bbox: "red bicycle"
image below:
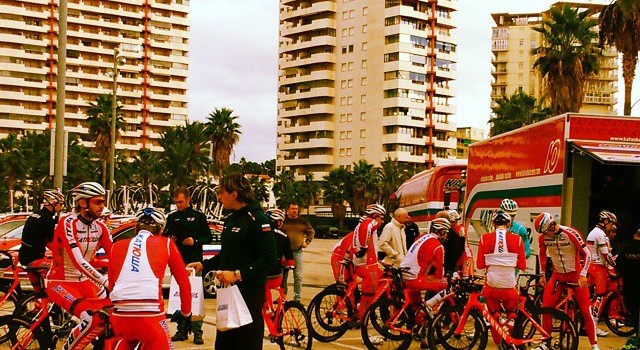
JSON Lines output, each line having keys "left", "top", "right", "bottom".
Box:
{"left": 263, "top": 273, "right": 312, "bottom": 350}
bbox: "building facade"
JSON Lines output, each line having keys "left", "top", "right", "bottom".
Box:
{"left": 277, "top": 0, "right": 458, "bottom": 180}
{"left": 455, "top": 126, "right": 484, "bottom": 159}
{"left": 490, "top": 2, "right": 618, "bottom": 117}
{"left": 0, "top": 0, "right": 190, "bottom": 152}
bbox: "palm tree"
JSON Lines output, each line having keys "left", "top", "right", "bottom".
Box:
{"left": 600, "top": 0, "right": 640, "bottom": 115}
{"left": 86, "top": 94, "right": 123, "bottom": 187}
{"left": 205, "top": 107, "right": 242, "bottom": 176}
{"left": 64, "top": 135, "right": 100, "bottom": 192}
{"left": 0, "top": 133, "right": 26, "bottom": 210}
{"left": 532, "top": 4, "right": 601, "bottom": 115}
{"left": 19, "top": 131, "right": 53, "bottom": 208}
{"left": 297, "top": 174, "right": 321, "bottom": 215}
{"left": 273, "top": 170, "right": 299, "bottom": 208}
{"left": 490, "top": 91, "right": 552, "bottom": 136}
{"left": 347, "top": 160, "right": 380, "bottom": 216}
{"left": 376, "top": 157, "right": 416, "bottom": 212}
{"left": 322, "top": 168, "right": 351, "bottom": 227}
{"left": 158, "top": 122, "right": 209, "bottom": 190}
{"left": 131, "top": 148, "right": 161, "bottom": 189}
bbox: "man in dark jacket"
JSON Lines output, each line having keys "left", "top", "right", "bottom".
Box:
{"left": 163, "top": 186, "right": 211, "bottom": 345}
{"left": 188, "top": 174, "right": 276, "bottom": 350}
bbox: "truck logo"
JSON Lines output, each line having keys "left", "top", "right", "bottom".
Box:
{"left": 543, "top": 139, "right": 561, "bottom": 174}
{"left": 444, "top": 178, "right": 464, "bottom": 189}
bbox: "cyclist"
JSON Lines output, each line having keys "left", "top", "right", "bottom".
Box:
{"left": 500, "top": 198, "right": 531, "bottom": 258}
{"left": 535, "top": 212, "right": 600, "bottom": 350}
{"left": 100, "top": 207, "right": 112, "bottom": 229}
{"left": 109, "top": 207, "right": 192, "bottom": 350}
{"left": 447, "top": 209, "right": 474, "bottom": 277}
{"left": 351, "top": 204, "right": 385, "bottom": 318}
{"left": 477, "top": 211, "right": 527, "bottom": 345}
{"left": 46, "top": 182, "right": 113, "bottom": 350}
{"left": 331, "top": 230, "right": 355, "bottom": 284}
{"left": 265, "top": 209, "right": 295, "bottom": 290}
{"left": 18, "top": 189, "right": 64, "bottom": 292}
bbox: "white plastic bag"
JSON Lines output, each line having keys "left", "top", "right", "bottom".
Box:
{"left": 168, "top": 270, "right": 205, "bottom": 321}
{"left": 216, "top": 284, "right": 253, "bottom": 331}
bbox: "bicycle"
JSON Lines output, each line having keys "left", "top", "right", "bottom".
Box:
{"left": 592, "top": 274, "right": 635, "bottom": 336}
{"left": 263, "top": 272, "right": 312, "bottom": 350}
{"left": 428, "top": 277, "right": 579, "bottom": 350}
{"left": 0, "top": 251, "right": 25, "bottom": 317}
{"left": 552, "top": 280, "right": 586, "bottom": 338}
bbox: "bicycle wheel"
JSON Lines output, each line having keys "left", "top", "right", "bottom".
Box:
{"left": 277, "top": 301, "right": 312, "bottom": 350}
{"left": 513, "top": 307, "right": 578, "bottom": 350}
{"left": 602, "top": 293, "right": 635, "bottom": 337}
{"left": 0, "top": 286, "right": 18, "bottom": 317}
{"left": 0, "top": 315, "right": 51, "bottom": 349}
{"left": 307, "top": 285, "right": 354, "bottom": 342}
{"left": 427, "top": 305, "right": 488, "bottom": 350}
{"left": 360, "top": 297, "right": 412, "bottom": 350}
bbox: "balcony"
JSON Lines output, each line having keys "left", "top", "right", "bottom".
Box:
{"left": 434, "top": 138, "right": 457, "bottom": 149}
{"left": 382, "top": 115, "right": 426, "bottom": 128}
{"left": 280, "top": 138, "right": 334, "bottom": 150}
{"left": 382, "top": 133, "right": 425, "bottom": 146}
{"left": 279, "top": 52, "right": 335, "bottom": 69}
{"left": 383, "top": 151, "right": 425, "bottom": 164}
{"left": 278, "top": 154, "right": 333, "bottom": 166}
{"left": 280, "top": 36, "right": 336, "bottom": 54}
{"left": 279, "top": 70, "right": 335, "bottom": 85}
{"left": 279, "top": 87, "right": 335, "bottom": 102}
{"left": 281, "top": 1, "right": 336, "bottom": 21}
{"left": 435, "top": 86, "right": 455, "bottom": 97}
{"left": 280, "top": 121, "right": 335, "bottom": 134}
{"left": 434, "top": 121, "right": 457, "bottom": 132}
{"left": 281, "top": 18, "right": 336, "bottom": 38}
{"left": 279, "top": 103, "right": 334, "bottom": 118}
{"left": 435, "top": 104, "right": 456, "bottom": 115}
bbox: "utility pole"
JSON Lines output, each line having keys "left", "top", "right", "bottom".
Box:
{"left": 109, "top": 49, "right": 122, "bottom": 200}
{"left": 53, "top": 0, "right": 67, "bottom": 189}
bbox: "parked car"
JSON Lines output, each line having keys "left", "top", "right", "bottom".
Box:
{"left": 0, "top": 213, "right": 30, "bottom": 237}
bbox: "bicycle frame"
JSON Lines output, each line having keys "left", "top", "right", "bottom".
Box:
{"left": 263, "top": 286, "right": 301, "bottom": 338}
{"left": 454, "top": 292, "right": 552, "bottom": 348}
{"left": 0, "top": 251, "right": 21, "bottom": 307}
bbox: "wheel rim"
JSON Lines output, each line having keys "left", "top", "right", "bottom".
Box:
{"left": 203, "top": 271, "right": 216, "bottom": 296}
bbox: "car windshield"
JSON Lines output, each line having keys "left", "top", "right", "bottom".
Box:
{"left": 3, "top": 225, "right": 24, "bottom": 239}
{"left": 0, "top": 220, "right": 26, "bottom": 237}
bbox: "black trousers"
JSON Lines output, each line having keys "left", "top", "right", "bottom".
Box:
{"left": 215, "top": 288, "right": 265, "bottom": 350}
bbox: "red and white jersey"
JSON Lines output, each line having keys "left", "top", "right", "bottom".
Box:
{"left": 109, "top": 230, "right": 191, "bottom": 314}
{"left": 400, "top": 233, "right": 444, "bottom": 280}
{"left": 539, "top": 225, "right": 591, "bottom": 276}
{"left": 586, "top": 226, "right": 610, "bottom": 266}
{"left": 48, "top": 213, "right": 112, "bottom": 286}
{"left": 351, "top": 218, "right": 379, "bottom": 267}
{"left": 333, "top": 231, "right": 354, "bottom": 260}
{"left": 477, "top": 229, "right": 527, "bottom": 289}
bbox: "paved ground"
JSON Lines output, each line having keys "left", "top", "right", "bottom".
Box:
{"left": 167, "top": 238, "right": 628, "bottom": 350}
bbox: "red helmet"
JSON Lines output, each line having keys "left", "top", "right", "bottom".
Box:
{"left": 534, "top": 212, "right": 555, "bottom": 233}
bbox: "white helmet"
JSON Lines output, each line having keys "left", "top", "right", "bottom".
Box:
{"left": 72, "top": 182, "right": 105, "bottom": 201}
{"left": 135, "top": 207, "right": 166, "bottom": 227}
{"left": 431, "top": 218, "right": 451, "bottom": 232}
{"left": 267, "top": 209, "right": 285, "bottom": 222}
{"left": 365, "top": 204, "right": 386, "bottom": 216}
{"left": 42, "top": 189, "right": 64, "bottom": 206}
{"left": 101, "top": 207, "right": 112, "bottom": 218}
{"left": 500, "top": 198, "right": 518, "bottom": 214}
{"left": 447, "top": 210, "right": 461, "bottom": 222}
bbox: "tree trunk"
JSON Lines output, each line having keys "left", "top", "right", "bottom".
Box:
{"left": 101, "top": 159, "right": 107, "bottom": 188}
{"left": 622, "top": 51, "right": 638, "bottom": 115}
{"left": 332, "top": 203, "right": 346, "bottom": 228}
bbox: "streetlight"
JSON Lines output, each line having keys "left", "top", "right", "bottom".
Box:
{"left": 108, "top": 49, "right": 125, "bottom": 204}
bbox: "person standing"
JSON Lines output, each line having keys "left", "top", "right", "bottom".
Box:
{"left": 281, "top": 202, "right": 315, "bottom": 302}
{"left": 19, "top": 189, "right": 64, "bottom": 292}
{"left": 163, "top": 187, "right": 211, "bottom": 345}
{"left": 378, "top": 208, "right": 409, "bottom": 267}
{"left": 616, "top": 228, "right": 640, "bottom": 350}
{"left": 500, "top": 199, "right": 531, "bottom": 258}
{"left": 109, "top": 207, "right": 191, "bottom": 350}
{"left": 188, "top": 173, "right": 276, "bottom": 350}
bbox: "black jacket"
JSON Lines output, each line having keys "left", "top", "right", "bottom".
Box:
{"left": 19, "top": 208, "right": 56, "bottom": 266}
{"left": 163, "top": 207, "right": 211, "bottom": 264}
{"left": 204, "top": 201, "right": 276, "bottom": 297}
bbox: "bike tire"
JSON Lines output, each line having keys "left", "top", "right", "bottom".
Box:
{"left": 513, "top": 307, "right": 578, "bottom": 350}
{"left": 360, "top": 297, "right": 412, "bottom": 350}
{"left": 0, "top": 285, "right": 18, "bottom": 317}
{"left": 307, "top": 284, "right": 353, "bottom": 342}
{"left": 0, "top": 315, "right": 51, "bottom": 349}
{"left": 277, "top": 300, "right": 312, "bottom": 350}
{"left": 427, "top": 305, "right": 487, "bottom": 350}
{"left": 602, "top": 293, "right": 636, "bottom": 337}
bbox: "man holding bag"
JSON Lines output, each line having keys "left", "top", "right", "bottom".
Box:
{"left": 189, "top": 173, "right": 276, "bottom": 350}
{"left": 109, "top": 207, "right": 192, "bottom": 350}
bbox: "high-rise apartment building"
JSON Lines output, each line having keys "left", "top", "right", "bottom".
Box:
{"left": 0, "top": 0, "right": 190, "bottom": 152}
{"left": 490, "top": 2, "right": 618, "bottom": 117}
{"left": 277, "top": 0, "right": 458, "bottom": 180}
{"left": 455, "top": 126, "right": 484, "bottom": 159}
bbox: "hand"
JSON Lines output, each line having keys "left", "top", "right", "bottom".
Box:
{"left": 182, "top": 237, "right": 195, "bottom": 246}
{"left": 217, "top": 270, "right": 240, "bottom": 285}
{"left": 301, "top": 241, "right": 309, "bottom": 249}
{"left": 539, "top": 275, "right": 547, "bottom": 287}
{"left": 187, "top": 262, "right": 203, "bottom": 274}
{"left": 578, "top": 275, "right": 588, "bottom": 288}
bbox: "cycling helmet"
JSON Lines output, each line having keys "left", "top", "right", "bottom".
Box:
{"left": 448, "top": 210, "right": 461, "bottom": 222}
{"left": 500, "top": 198, "right": 518, "bottom": 214}
{"left": 72, "top": 182, "right": 106, "bottom": 201}
{"left": 534, "top": 212, "right": 555, "bottom": 233}
{"left": 492, "top": 210, "right": 512, "bottom": 225}
{"left": 431, "top": 218, "right": 451, "bottom": 232}
{"left": 267, "top": 209, "right": 285, "bottom": 222}
{"left": 365, "top": 204, "right": 386, "bottom": 216}
{"left": 598, "top": 210, "right": 617, "bottom": 224}
{"left": 135, "top": 207, "right": 166, "bottom": 227}
{"left": 42, "top": 189, "right": 64, "bottom": 206}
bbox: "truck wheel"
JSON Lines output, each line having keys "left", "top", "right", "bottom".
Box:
{"left": 203, "top": 270, "right": 217, "bottom": 298}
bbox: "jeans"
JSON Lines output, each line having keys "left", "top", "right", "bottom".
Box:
{"left": 282, "top": 248, "right": 303, "bottom": 301}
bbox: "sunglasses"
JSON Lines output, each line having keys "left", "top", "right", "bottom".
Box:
{"left": 90, "top": 198, "right": 105, "bottom": 205}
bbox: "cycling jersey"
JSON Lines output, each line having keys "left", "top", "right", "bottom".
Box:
{"left": 538, "top": 225, "right": 591, "bottom": 276}
{"left": 509, "top": 221, "right": 531, "bottom": 258}
{"left": 48, "top": 212, "right": 112, "bottom": 286}
{"left": 270, "top": 227, "right": 294, "bottom": 277}
{"left": 109, "top": 230, "right": 191, "bottom": 315}
{"left": 19, "top": 207, "right": 56, "bottom": 266}
{"left": 351, "top": 217, "right": 379, "bottom": 267}
{"left": 401, "top": 233, "right": 444, "bottom": 280}
{"left": 586, "top": 226, "right": 610, "bottom": 266}
{"left": 477, "top": 228, "right": 527, "bottom": 289}
{"left": 331, "top": 232, "right": 354, "bottom": 283}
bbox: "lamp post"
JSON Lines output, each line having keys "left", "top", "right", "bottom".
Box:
{"left": 109, "top": 49, "right": 125, "bottom": 201}
{"left": 53, "top": 0, "right": 67, "bottom": 189}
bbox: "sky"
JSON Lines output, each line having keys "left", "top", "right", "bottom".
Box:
{"left": 186, "top": 0, "right": 640, "bottom": 163}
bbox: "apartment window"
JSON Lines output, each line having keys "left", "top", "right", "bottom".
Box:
{"left": 360, "top": 147, "right": 365, "bottom": 155}
{"left": 347, "top": 131, "right": 352, "bottom": 139}
{"left": 341, "top": 80, "right": 347, "bottom": 88}
{"left": 362, "top": 60, "right": 367, "bottom": 68}
{"left": 342, "top": 46, "right": 347, "bottom": 54}
{"left": 361, "top": 77, "right": 367, "bottom": 86}
{"left": 363, "top": 7, "right": 368, "bottom": 15}
{"left": 360, "top": 129, "right": 365, "bottom": 138}
{"left": 346, "top": 148, "right": 352, "bottom": 156}
{"left": 349, "top": 44, "right": 354, "bottom": 52}
{"left": 349, "top": 10, "right": 355, "bottom": 18}
{"left": 361, "top": 94, "right": 366, "bottom": 103}
{"left": 347, "top": 113, "right": 353, "bottom": 122}
{"left": 342, "top": 63, "right": 348, "bottom": 71}
{"left": 341, "top": 97, "right": 347, "bottom": 106}
{"left": 519, "top": 39, "right": 524, "bottom": 46}
{"left": 362, "top": 42, "right": 367, "bottom": 51}
{"left": 348, "top": 62, "right": 353, "bottom": 70}
{"left": 340, "top": 148, "right": 346, "bottom": 157}
{"left": 362, "top": 24, "right": 368, "bottom": 33}
{"left": 340, "top": 131, "right": 347, "bottom": 140}
{"left": 347, "top": 96, "right": 353, "bottom": 105}
{"left": 518, "top": 62, "right": 524, "bottom": 69}
{"left": 349, "top": 27, "right": 354, "bottom": 36}
{"left": 348, "top": 79, "right": 353, "bottom": 88}
{"left": 340, "top": 114, "right": 346, "bottom": 122}
{"left": 342, "top": 29, "right": 348, "bottom": 37}
{"left": 342, "top": 11, "right": 348, "bottom": 20}
{"left": 361, "top": 112, "right": 366, "bottom": 121}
